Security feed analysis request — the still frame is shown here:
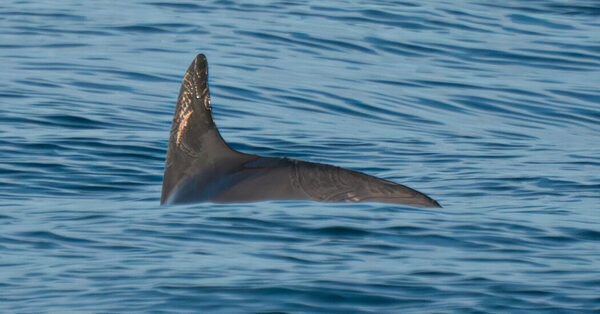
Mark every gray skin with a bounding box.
[161,54,441,208]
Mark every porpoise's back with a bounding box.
[161,54,440,208]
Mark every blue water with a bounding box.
[1,0,599,312]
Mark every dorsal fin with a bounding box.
[161,54,238,204]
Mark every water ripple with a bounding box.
[1,0,599,312]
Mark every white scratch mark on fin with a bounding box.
[346,192,361,202]
[176,111,192,146]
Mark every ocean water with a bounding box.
[1,0,599,312]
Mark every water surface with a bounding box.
[1,0,599,312]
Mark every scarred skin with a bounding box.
[161,54,440,208]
